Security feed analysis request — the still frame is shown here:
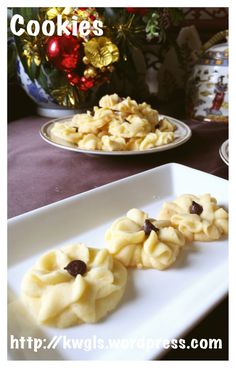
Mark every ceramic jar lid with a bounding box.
[198,42,228,66]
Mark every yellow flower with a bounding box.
[62,7,74,16]
[84,37,119,69]
[23,49,41,67]
[46,7,74,20]
[22,37,41,67]
[46,8,58,19]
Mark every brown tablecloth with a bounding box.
[8,116,228,218]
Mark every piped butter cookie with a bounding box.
[21,243,127,328]
[157,194,228,241]
[105,208,185,270]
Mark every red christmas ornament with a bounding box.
[67,72,80,86]
[126,8,148,16]
[80,76,94,90]
[46,34,80,71]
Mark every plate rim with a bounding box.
[219,139,229,165]
[39,114,192,156]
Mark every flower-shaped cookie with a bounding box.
[51,122,83,145]
[21,243,127,328]
[158,117,177,132]
[157,194,228,241]
[99,93,121,109]
[105,208,185,270]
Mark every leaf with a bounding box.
[36,65,50,92]
[42,64,68,89]
[29,59,38,79]
[13,7,39,22]
[169,8,184,24]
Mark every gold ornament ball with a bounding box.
[83,56,90,65]
[84,67,97,78]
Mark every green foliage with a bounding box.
[169,8,184,24]
[13,7,39,22]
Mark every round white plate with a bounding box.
[40,114,192,156]
[219,139,229,165]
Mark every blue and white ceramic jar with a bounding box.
[16,57,81,118]
[187,42,228,123]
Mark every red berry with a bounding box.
[80,76,94,89]
[84,79,94,88]
[67,72,80,85]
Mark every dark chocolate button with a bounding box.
[189,201,203,215]
[142,219,159,236]
[64,260,87,277]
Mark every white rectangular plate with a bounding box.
[8,163,228,360]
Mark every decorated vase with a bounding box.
[187,42,228,123]
[16,57,82,118]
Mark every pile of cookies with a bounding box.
[21,193,228,328]
[51,94,176,151]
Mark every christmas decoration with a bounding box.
[84,66,97,79]
[67,71,80,85]
[84,37,119,69]
[46,34,80,71]
[22,34,42,67]
[79,76,94,91]
[46,7,74,20]
[10,7,183,109]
